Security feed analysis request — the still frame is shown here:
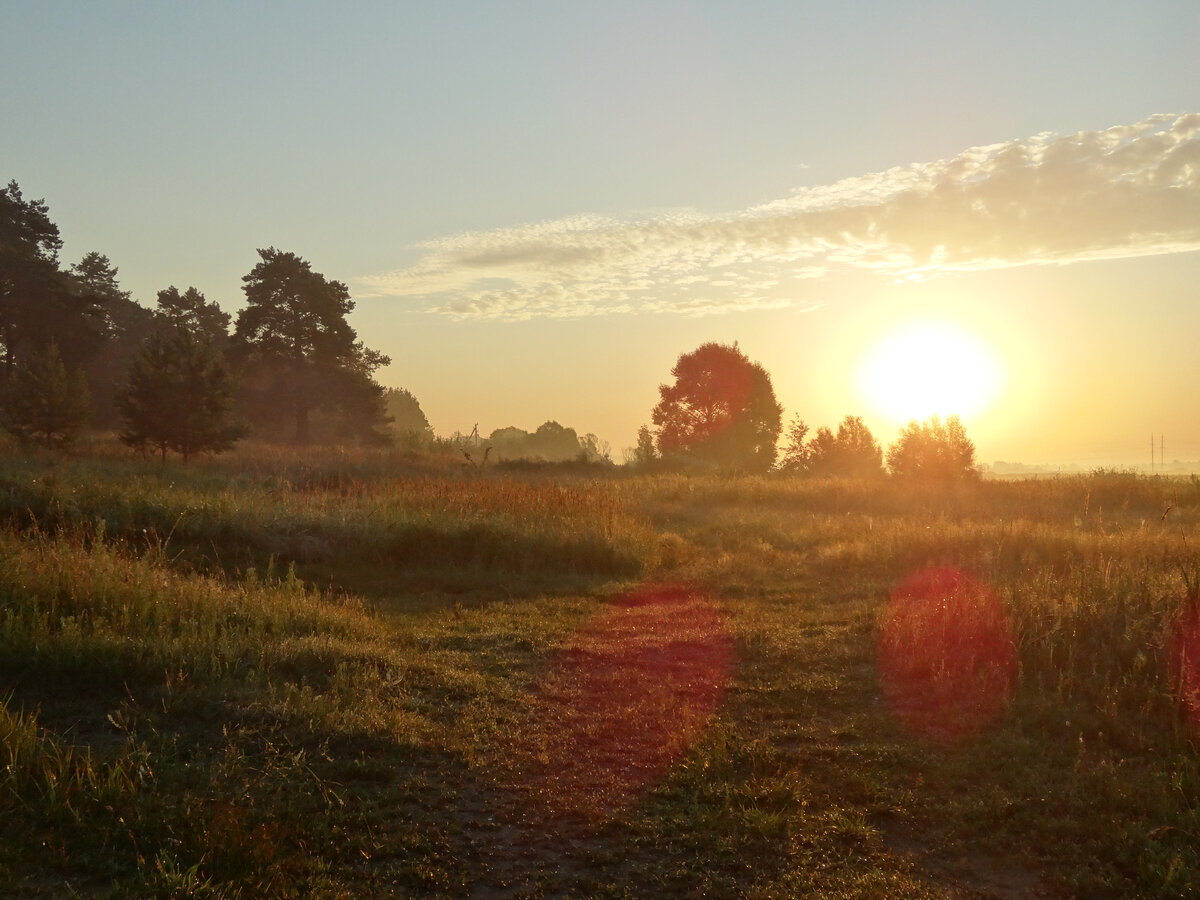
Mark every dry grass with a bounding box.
[0,448,1198,896]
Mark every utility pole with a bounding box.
[1151,433,1155,473]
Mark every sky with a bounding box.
[3,1,1199,467]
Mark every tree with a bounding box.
[632,425,658,468]
[233,248,390,443]
[807,415,884,478]
[1,341,90,448]
[68,252,128,336]
[527,420,583,461]
[651,342,782,472]
[886,414,978,481]
[69,252,149,427]
[155,285,231,344]
[485,421,585,462]
[118,329,244,463]
[581,433,612,464]
[0,181,70,377]
[778,415,811,473]
[383,387,433,445]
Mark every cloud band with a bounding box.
[358,113,1200,319]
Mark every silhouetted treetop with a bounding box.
[233,248,390,444]
[156,285,231,342]
[236,248,382,366]
[0,180,61,268]
[0,182,71,374]
[652,342,782,472]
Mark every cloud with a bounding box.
[359,113,1200,319]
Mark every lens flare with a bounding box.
[514,584,735,818]
[877,567,1017,743]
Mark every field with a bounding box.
[2,443,1199,897]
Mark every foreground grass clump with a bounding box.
[3,445,1200,896]
[0,524,435,896]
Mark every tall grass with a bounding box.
[0,456,658,599]
[2,445,1200,895]
[0,521,434,894]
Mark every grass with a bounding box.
[1,445,1199,896]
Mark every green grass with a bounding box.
[1,448,1199,896]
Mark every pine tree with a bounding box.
[118,329,244,462]
[1,341,90,448]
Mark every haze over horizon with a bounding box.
[3,2,1198,467]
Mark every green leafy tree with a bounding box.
[118,329,244,463]
[233,248,389,443]
[652,342,782,472]
[1,341,90,448]
[886,414,978,480]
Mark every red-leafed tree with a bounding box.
[651,342,782,472]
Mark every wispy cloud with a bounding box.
[359,113,1200,320]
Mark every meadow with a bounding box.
[1,442,1199,897]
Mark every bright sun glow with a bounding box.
[857,321,1005,424]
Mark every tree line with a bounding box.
[640,341,979,480]
[1,181,395,458]
[3,180,978,476]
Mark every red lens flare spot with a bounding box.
[518,584,735,818]
[1170,605,1200,733]
[877,567,1017,744]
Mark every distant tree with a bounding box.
[383,387,433,444]
[487,426,529,460]
[807,415,884,478]
[805,426,836,472]
[527,420,583,461]
[233,248,390,443]
[629,424,659,468]
[777,415,811,473]
[581,433,612,464]
[652,342,782,472]
[1,341,90,448]
[118,329,244,463]
[155,285,231,344]
[887,414,978,481]
[486,421,584,461]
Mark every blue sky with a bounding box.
[4,1,1199,464]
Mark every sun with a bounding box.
[856,321,1004,424]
